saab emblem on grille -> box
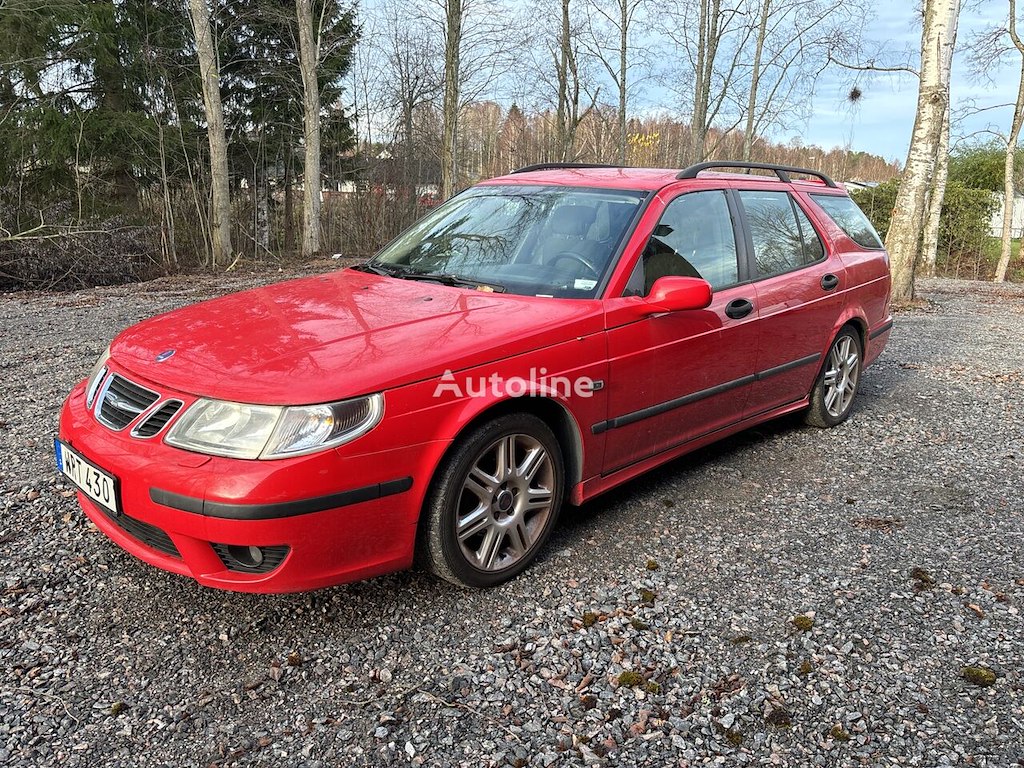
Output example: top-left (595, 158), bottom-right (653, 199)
top-left (155, 349), bottom-right (175, 362)
top-left (104, 390), bottom-right (145, 415)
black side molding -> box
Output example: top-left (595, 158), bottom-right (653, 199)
top-left (150, 477), bottom-right (413, 520)
top-left (869, 319), bottom-right (894, 340)
top-left (592, 353), bottom-right (820, 434)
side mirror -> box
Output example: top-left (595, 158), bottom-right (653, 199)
top-left (641, 276), bottom-right (713, 314)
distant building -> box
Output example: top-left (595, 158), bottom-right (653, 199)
top-left (842, 180), bottom-right (881, 192)
top-left (989, 193), bottom-right (1024, 239)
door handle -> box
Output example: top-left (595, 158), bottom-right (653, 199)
top-left (725, 298), bottom-right (754, 319)
top-left (821, 273), bottom-right (839, 291)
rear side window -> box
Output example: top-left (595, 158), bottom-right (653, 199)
top-left (810, 194), bottom-right (884, 249)
top-left (737, 191), bottom-right (824, 276)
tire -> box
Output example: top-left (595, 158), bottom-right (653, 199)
top-left (419, 413), bottom-right (565, 588)
top-left (805, 326), bottom-right (863, 428)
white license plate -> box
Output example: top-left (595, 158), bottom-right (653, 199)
top-left (55, 440), bottom-right (120, 515)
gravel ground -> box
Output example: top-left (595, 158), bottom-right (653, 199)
top-left (1, 273), bottom-right (1022, 767)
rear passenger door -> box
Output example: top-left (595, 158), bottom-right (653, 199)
top-left (735, 189), bottom-right (847, 416)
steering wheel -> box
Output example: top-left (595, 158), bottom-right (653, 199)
top-left (550, 251), bottom-right (599, 278)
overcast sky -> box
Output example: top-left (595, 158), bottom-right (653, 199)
top-left (781, 1), bottom-right (1019, 163)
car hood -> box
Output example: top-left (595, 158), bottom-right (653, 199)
top-left (112, 270), bottom-right (602, 404)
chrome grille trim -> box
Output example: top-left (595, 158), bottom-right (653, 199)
top-left (86, 367), bottom-right (109, 409)
top-left (131, 400), bottom-right (183, 439)
top-left (95, 374), bottom-right (160, 431)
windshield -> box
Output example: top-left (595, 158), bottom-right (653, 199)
top-left (368, 185), bottom-right (647, 298)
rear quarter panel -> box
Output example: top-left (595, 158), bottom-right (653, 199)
top-left (798, 192), bottom-right (892, 366)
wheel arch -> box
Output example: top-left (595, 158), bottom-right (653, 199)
top-left (842, 315), bottom-right (867, 352)
top-left (413, 396), bottom-right (585, 578)
top-left (813, 317), bottom-right (866, 387)
top-left (831, 312), bottom-right (867, 353)
top-left (423, 396), bottom-right (584, 511)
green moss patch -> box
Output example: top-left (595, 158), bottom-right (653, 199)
top-left (962, 666), bottom-right (996, 687)
top-left (791, 614), bottom-right (814, 632)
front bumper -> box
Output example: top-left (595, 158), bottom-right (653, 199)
top-left (58, 378), bottom-right (436, 593)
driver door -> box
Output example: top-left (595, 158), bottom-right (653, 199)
top-left (601, 189), bottom-right (761, 473)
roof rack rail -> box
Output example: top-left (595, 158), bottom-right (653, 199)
top-left (676, 161), bottom-right (838, 188)
top-left (510, 162), bottom-right (626, 174)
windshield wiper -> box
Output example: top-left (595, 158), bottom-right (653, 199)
top-left (389, 267), bottom-right (507, 293)
top-left (351, 262), bottom-right (401, 277)
top-left (353, 262), bottom-right (505, 292)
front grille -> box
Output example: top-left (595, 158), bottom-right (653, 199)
top-left (132, 400), bottom-right (182, 438)
top-left (90, 500), bottom-right (181, 559)
top-left (96, 374), bottom-right (159, 431)
top-left (211, 543), bottom-right (290, 574)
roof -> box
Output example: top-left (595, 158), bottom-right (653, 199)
top-left (485, 166), bottom-right (681, 191)
top-left (484, 164), bottom-right (838, 193)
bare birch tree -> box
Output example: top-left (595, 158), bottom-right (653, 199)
top-left (352, 0), bottom-right (443, 218)
top-left (187, 0), bottom-right (232, 267)
top-left (441, 0), bottom-right (463, 198)
top-left (655, 0), bottom-right (752, 165)
top-left (996, 0), bottom-right (1024, 282)
top-left (583, 0), bottom-right (646, 164)
top-left (921, 102), bottom-right (950, 277)
top-left (688, 0), bottom-right (741, 164)
top-left (740, 0), bottom-right (864, 162)
top-left (418, 0), bottom-right (523, 196)
top-left (296, 0), bottom-right (322, 258)
top-left (885, 0), bottom-right (960, 302)
top-left (743, 0), bottom-right (772, 161)
top-left (554, 0), bottom-right (588, 160)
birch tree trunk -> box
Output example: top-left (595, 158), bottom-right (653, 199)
top-left (884, 0), bottom-right (960, 302)
top-left (187, 0), bottom-right (232, 267)
top-left (742, 0), bottom-right (770, 162)
top-left (996, 0), bottom-right (1024, 283)
top-left (296, 0), bottom-right (322, 258)
top-left (616, 0), bottom-right (627, 164)
top-left (556, 0), bottom-right (572, 159)
top-left (686, 0), bottom-right (724, 165)
top-left (687, 0), bottom-right (712, 165)
top-left (441, 0), bottom-right (463, 199)
top-left (921, 101), bottom-right (949, 277)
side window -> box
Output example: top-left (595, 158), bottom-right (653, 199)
top-left (738, 191), bottom-right (825, 276)
top-left (810, 194), bottom-right (884, 249)
top-left (623, 190), bottom-right (739, 296)
top-left (794, 203), bottom-right (825, 262)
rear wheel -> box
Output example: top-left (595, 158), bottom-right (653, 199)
top-left (805, 327), bottom-right (862, 428)
top-left (420, 413), bottom-right (564, 588)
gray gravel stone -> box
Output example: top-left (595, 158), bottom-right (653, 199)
top-left (0, 273), bottom-right (1021, 766)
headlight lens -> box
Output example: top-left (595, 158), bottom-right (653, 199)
top-left (164, 394), bottom-right (384, 460)
top-left (85, 346), bottom-right (111, 409)
top-left (165, 400), bottom-right (281, 459)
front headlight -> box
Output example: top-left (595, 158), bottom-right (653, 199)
top-left (164, 394), bottom-right (384, 460)
top-left (85, 346), bottom-right (111, 409)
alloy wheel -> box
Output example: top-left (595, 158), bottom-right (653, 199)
top-left (455, 433), bottom-right (555, 572)
top-left (822, 335), bottom-right (860, 418)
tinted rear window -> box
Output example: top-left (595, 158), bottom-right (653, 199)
top-left (810, 194), bottom-right (884, 249)
top-left (737, 190), bottom-right (824, 276)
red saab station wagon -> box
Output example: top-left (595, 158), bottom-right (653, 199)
top-left (57, 162), bottom-right (892, 592)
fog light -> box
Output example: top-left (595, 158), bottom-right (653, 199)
top-left (227, 544), bottom-right (264, 568)
top-left (211, 542), bottom-right (290, 574)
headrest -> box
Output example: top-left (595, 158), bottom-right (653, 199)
top-left (548, 205), bottom-right (596, 238)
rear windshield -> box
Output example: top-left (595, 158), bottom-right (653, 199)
top-left (809, 194), bottom-right (884, 250)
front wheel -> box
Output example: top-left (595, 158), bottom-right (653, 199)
top-left (805, 327), bottom-right (862, 428)
top-left (419, 413), bottom-right (564, 588)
